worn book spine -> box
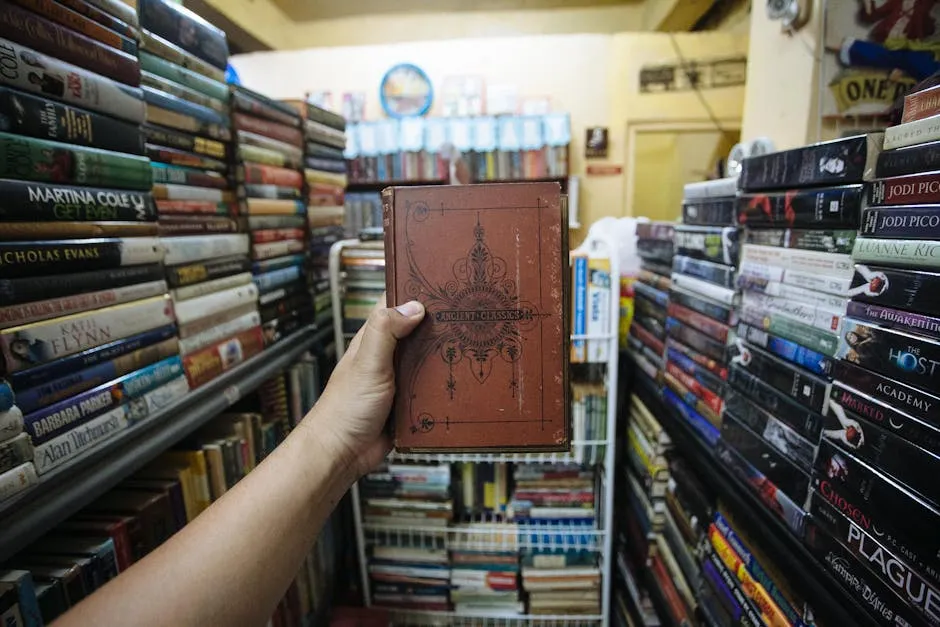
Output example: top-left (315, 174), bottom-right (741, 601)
top-left (13, 335), bottom-right (179, 414)
top-left (0, 237), bottom-right (163, 279)
top-left (138, 0), bottom-right (228, 70)
top-left (239, 163), bottom-right (303, 188)
top-left (56, 0), bottom-right (137, 40)
top-left (0, 37), bottom-right (144, 123)
top-left (165, 254), bottom-right (249, 288)
top-left (1, 295), bottom-right (175, 373)
top-left (233, 112), bottom-right (303, 147)
top-left (183, 326), bottom-right (264, 388)
top-left (145, 143), bottom-right (227, 172)
top-left (0, 461), bottom-right (37, 502)
top-left (142, 123), bottom-right (226, 159)
top-left (151, 163), bottom-right (228, 189)
top-left (0, 3), bottom-right (140, 86)
top-left (0, 221), bottom-right (158, 240)
top-left (172, 283), bottom-right (258, 326)
top-left (231, 89), bottom-right (300, 127)
top-left (0, 132), bottom-right (152, 190)
top-left (0, 87), bottom-right (143, 155)
top-left (158, 216), bottom-right (237, 235)
top-left (0, 433), bottom-right (33, 474)
top-left (141, 71), bottom-right (225, 114)
top-left (162, 233), bottom-right (249, 266)
top-left (138, 52), bottom-right (226, 101)
top-left (139, 29), bottom-right (225, 82)
top-left (152, 183), bottom-right (234, 202)
top-left (10, 0), bottom-right (137, 55)
top-left (884, 114), bottom-right (940, 150)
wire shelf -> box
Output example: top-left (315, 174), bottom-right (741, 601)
top-left (386, 609), bottom-right (603, 627)
top-left (363, 521), bottom-right (606, 553)
top-left (388, 442), bottom-right (611, 465)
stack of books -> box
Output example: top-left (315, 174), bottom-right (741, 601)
top-left (731, 136), bottom-right (879, 535)
top-left (229, 85), bottom-right (308, 348)
top-left (0, 360), bottom-right (333, 624)
top-left (662, 176), bottom-right (740, 450)
top-left (281, 98), bottom-right (347, 323)
top-left (629, 222), bottom-right (675, 385)
top-left (803, 87), bottom-right (940, 626)
top-left (509, 464), bottom-right (600, 616)
top-left (449, 524), bottom-right (521, 616)
top-left (343, 192), bottom-right (383, 238)
top-left (453, 462), bottom-right (509, 520)
top-left (0, 1), bottom-right (194, 495)
top-left (339, 242), bottom-right (385, 337)
top-left (360, 463), bottom-right (453, 612)
top-left (137, 0), bottom-right (264, 390)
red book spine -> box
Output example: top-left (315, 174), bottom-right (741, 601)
top-left (902, 84), bottom-right (940, 123)
top-left (242, 163), bottom-right (303, 188)
top-left (666, 361), bottom-right (723, 414)
top-left (0, 2), bottom-right (140, 86)
top-left (158, 217), bottom-right (238, 235)
top-left (869, 171), bottom-right (940, 206)
top-left (667, 302), bottom-right (730, 342)
top-left (233, 112), bottom-right (303, 148)
top-left (183, 326), bottom-right (264, 388)
top-left (56, 0), bottom-right (138, 40)
top-left (632, 323), bottom-right (665, 356)
top-left (252, 228), bottom-right (305, 243)
top-left (650, 554), bottom-right (692, 626)
top-left (156, 199), bottom-right (230, 215)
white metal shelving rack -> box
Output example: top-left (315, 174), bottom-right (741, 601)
top-left (329, 227), bottom-right (620, 627)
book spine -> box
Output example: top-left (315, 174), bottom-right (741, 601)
top-left (178, 310), bottom-right (260, 357)
top-left (742, 291), bottom-right (842, 335)
top-left (673, 225), bottom-right (738, 265)
top-left (145, 143), bottom-right (226, 172)
top-left (670, 273), bottom-right (737, 306)
top-left (171, 271), bottom-right (250, 302)
top-left (138, 0), bottom-right (228, 69)
top-left (0, 221), bottom-right (157, 240)
top-left (0, 433), bottom-right (32, 473)
top-left (739, 276), bottom-right (848, 311)
top-left (0, 87), bottom-right (143, 155)
top-left (741, 243), bottom-right (853, 278)
top-left (740, 306), bottom-right (839, 357)
top-left (860, 205), bottom-right (940, 239)
top-left (251, 228), bottom-right (305, 244)
top-left (849, 263), bottom-right (940, 317)
top-left (0, 405), bottom-right (24, 441)
top-left (0, 3), bottom-right (140, 86)
top-left (737, 185), bottom-right (863, 228)
top-left (846, 299), bottom-right (940, 340)
top-left (736, 322), bottom-right (833, 377)
top-left (232, 90), bottom-right (299, 127)
top-left (139, 29), bottom-right (225, 82)
top-left (240, 183), bottom-right (301, 200)
top-left (902, 85), bottom-right (940, 123)
top-left (142, 123), bottom-right (227, 159)
top-left (14, 335), bottom-right (178, 414)
top-left (745, 228), bottom-right (857, 254)
top-left (33, 375), bottom-right (189, 474)
top-left (178, 303), bottom-right (254, 340)
top-left (662, 388), bottom-right (719, 445)
top-left (830, 381), bottom-right (940, 454)
top-left (868, 171), bottom-right (940, 206)
top-left (233, 112), bottom-right (303, 147)
top-left (158, 217), bottom-right (236, 236)
top-left (151, 163), bottom-right (227, 189)
top-left (741, 136), bottom-right (879, 189)
top-left (239, 143), bottom-right (295, 169)
top-left (23, 355), bottom-right (183, 444)
top-left (141, 71), bottom-right (224, 114)
top-left (56, 0), bottom-right (137, 40)
top-left (10, 0), bottom-right (136, 55)
top-left (162, 234), bottom-right (249, 266)
top-left (0, 263), bottom-right (163, 307)
top-left (8, 323), bottom-right (176, 390)
top-left (152, 183), bottom-right (233, 202)
top-left (571, 255), bottom-right (587, 362)
top-left (0, 279), bottom-right (166, 329)
top-left (728, 364), bottom-right (823, 441)
top-left (884, 114), bottom-right (940, 150)
top-left (666, 337), bottom-right (728, 380)
top-left (0, 179), bottom-right (155, 223)
top-left (0, 37), bottom-right (144, 123)
top-left (86, 0), bottom-right (138, 27)
top-left (145, 104), bottom-right (228, 143)
top-left (681, 198), bottom-right (736, 226)
top-left (836, 317), bottom-right (940, 391)
top-left (252, 239), bottom-right (303, 261)
top-left (876, 139), bottom-right (940, 178)
top-left (165, 255), bottom-right (250, 288)
top-left (183, 326), bottom-right (264, 388)
top-left (683, 176), bottom-right (738, 199)
top-left (172, 283), bottom-right (259, 326)
top-left (156, 200), bottom-right (230, 216)
top-left (142, 85), bottom-right (229, 129)
top-left (1, 295), bottom-right (175, 373)
top-left (138, 51), bottom-right (227, 101)
top-left (241, 198), bottom-right (305, 216)
top-left (673, 255), bottom-right (735, 288)
top-left (668, 302), bottom-right (730, 342)
top-left (0, 132), bottom-right (152, 190)
top-left (665, 345), bottom-right (726, 395)
top-left (253, 265), bottom-right (301, 293)
top-left (0, 461), bottom-right (37, 501)
top-left (0, 237), bottom-right (163, 279)
top-left (240, 163), bottom-right (303, 188)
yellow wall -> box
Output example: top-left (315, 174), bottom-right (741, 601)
top-left (230, 31), bottom-right (748, 234)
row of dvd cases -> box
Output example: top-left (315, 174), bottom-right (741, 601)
top-left (624, 82), bottom-right (940, 627)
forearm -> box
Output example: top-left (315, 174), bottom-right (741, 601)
top-left (54, 409), bottom-right (356, 627)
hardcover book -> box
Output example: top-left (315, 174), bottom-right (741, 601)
top-left (383, 183), bottom-right (568, 452)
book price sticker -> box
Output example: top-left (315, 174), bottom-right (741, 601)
top-left (223, 385), bottom-right (241, 406)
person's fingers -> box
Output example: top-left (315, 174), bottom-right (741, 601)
top-left (338, 295), bottom-right (388, 369)
top-left (352, 300), bottom-right (425, 377)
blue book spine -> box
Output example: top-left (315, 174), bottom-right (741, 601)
top-left (0, 380), bottom-right (12, 412)
top-left (141, 85), bottom-right (230, 127)
top-left (663, 388), bottom-right (719, 446)
top-left (572, 256), bottom-right (587, 361)
top-left (24, 356), bottom-right (183, 445)
top-left (0, 570), bottom-right (43, 627)
top-left (9, 325), bottom-right (177, 392)
top-left (701, 555), bottom-right (743, 621)
top-left (254, 265), bottom-right (302, 293)
top-left (633, 280), bottom-right (668, 308)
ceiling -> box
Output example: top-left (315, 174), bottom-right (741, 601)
top-left (272, 0), bottom-right (638, 22)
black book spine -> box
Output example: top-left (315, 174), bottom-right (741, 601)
top-left (165, 255), bottom-right (251, 288)
top-left (728, 364), bottom-right (823, 442)
top-left (0, 87), bottom-right (143, 155)
top-left (0, 262), bottom-right (164, 304)
top-left (876, 139), bottom-right (940, 178)
top-left (738, 343), bottom-right (830, 414)
top-left (737, 185), bottom-right (863, 228)
top-left (138, 0), bottom-right (228, 69)
top-left (0, 179), bottom-right (156, 223)
top-left (141, 123), bottom-right (227, 159)
top-left (740, 135), bottom-right (876, 190)
top-left (0, 238), bottom-right (160, 279)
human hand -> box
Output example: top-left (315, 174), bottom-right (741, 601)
top-left (304, 296), bottom-right (425, 478)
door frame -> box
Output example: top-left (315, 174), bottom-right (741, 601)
top-left (623, 119), bottom-right (742, 218)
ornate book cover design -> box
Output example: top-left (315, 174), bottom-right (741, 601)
top-left (383, 183), bottom-right (569, 452)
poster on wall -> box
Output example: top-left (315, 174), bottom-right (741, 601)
top-left (821, 0), bottom-right (940, 120)
top-left (440, 76), bottom-right (484, 117)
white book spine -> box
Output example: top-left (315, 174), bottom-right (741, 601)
top-left (179, 311), bottom-right (260, 356)
top-left (0, 461), bottom-right (38, 502)
top-left (171, 272), bottom-right (252, 302)
top-left (252, 239), bottom-right (304, 261)
top-left (782, 268), bottom-right (852, 296)
top-left (682, 176), bottom-right (739, 199)
top-left (884, 113), bottom-right (940, 150)
top-left (0, 295), bottom-right (175, 373)
top-left (163, 234), bottom-right (249, 266)
top-left (173, 283), bottom-right (259, 326)
top-left (585, 258), bottom-right (611, 363)
top-left (0, 37), bottom-right (145, 123)
top-left (670, 273), bottom-right (737, 306)
top-left (741, 244), bottom-right (854, 279)
top-left (0, 280), bottom-right (168, 330)
top-left (0, 405), bottom-right (24, 444)
top-left (157, 184), bottom-right (227, 202)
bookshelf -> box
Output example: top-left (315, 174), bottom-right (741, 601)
top-left (626, 361), bottom-right (881, 627)
top-left (330, 226), bottom-right (621, 625)
top-left (0, 324), bottom-right (332, 563)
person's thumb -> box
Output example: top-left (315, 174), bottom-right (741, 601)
top-left (353, 300), bottom-right (425, 376)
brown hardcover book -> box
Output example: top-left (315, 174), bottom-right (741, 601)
top-left (383, 182), bottom-right (569, 452)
